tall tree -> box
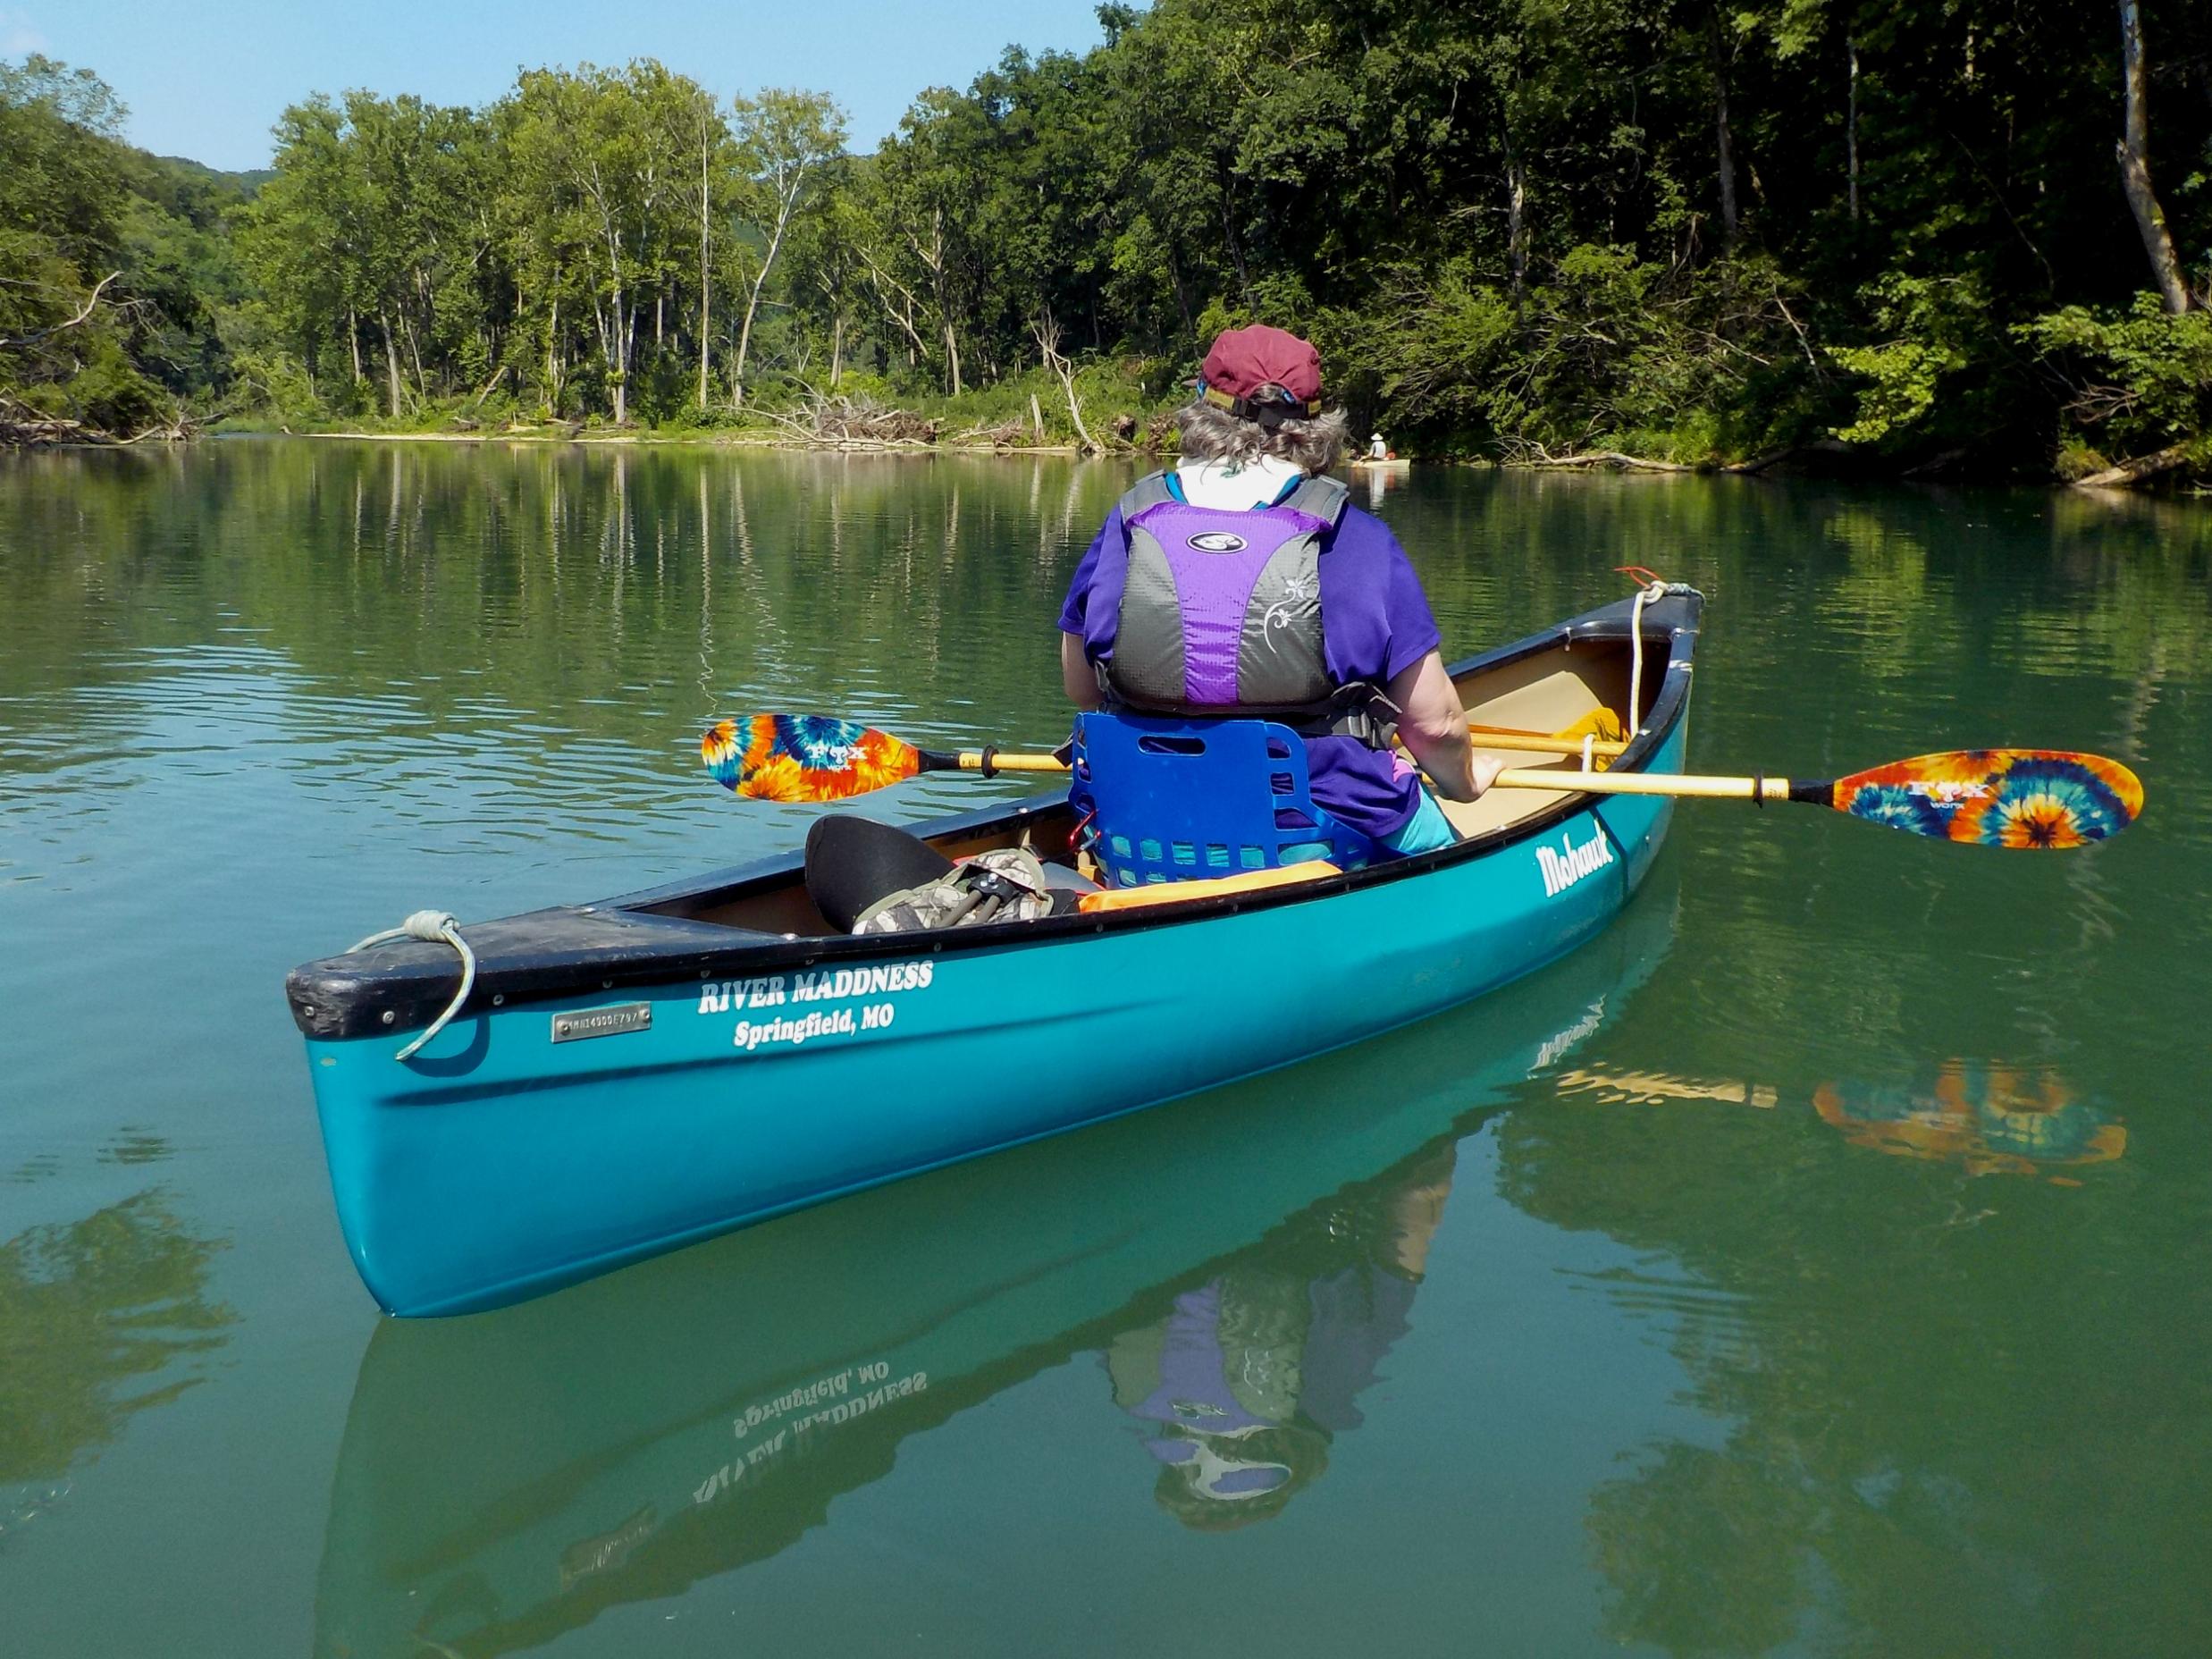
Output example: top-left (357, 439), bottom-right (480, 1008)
top-left (498, 63), bottom-right (703, 424)
top-left (726, 88), bottom-right (846, 408)
top-left (686, 86), bottom-right (732, 410)
top-left (2115, 1), bottom-right (2196, 314)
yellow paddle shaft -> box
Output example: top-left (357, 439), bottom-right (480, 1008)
top-left (946, 745), bottom-right (1785, 802)
top-left (1491, 767), bottom-right (1795, 801)
top-left (947, 722), bottom-right (1627, 775)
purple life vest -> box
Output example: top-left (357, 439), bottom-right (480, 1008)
top-left (1102, 472), bottom-right (1357, 720)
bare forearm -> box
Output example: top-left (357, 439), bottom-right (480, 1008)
top-left (1061, 631), bottom-right (1101, 709)
top-left (1390, 652), bottom-right (1485, 800)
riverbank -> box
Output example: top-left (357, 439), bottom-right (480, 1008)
top-left (156, 425), bottom-right (2202, 493)
top-left (12, 404), bottom-right (2205, 494)
top-left (271, 427), bottom-right (1092, 455)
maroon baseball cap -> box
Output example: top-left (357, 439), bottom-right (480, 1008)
top-left (1199, 324), bottom-right (1324, 416)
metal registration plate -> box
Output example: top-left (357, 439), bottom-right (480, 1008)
top-left (551, 1002), bottom-right (652, 1043)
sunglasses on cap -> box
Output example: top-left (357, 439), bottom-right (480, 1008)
top-left (1197, 378), bottom-right (1325, 419)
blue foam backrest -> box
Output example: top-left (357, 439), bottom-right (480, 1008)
top-left (1069, 712), bottom-right (1375, 886)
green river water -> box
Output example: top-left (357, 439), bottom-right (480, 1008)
top-left (2, 440), bottom-right (2208, 1657)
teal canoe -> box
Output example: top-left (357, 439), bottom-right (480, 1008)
top-left (283, 589), bottom-right (1702, 1316)
top-left (313, 870), bottom-right (1683, 1657)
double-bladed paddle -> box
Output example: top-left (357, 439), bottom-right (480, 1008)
top-left (702, 714), bottom-right (2143, 848)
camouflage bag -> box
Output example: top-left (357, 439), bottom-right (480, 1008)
top-left (852, 847), bottom-right (1065, 933)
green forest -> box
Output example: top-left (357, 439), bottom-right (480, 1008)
top-left (4, 0), bottom-right (2209, 482)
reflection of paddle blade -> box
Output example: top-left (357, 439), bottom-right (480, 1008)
top-left (702, 715), bottom-right (922, 803)
top-left (1829, 751), bottom-right (2143, 847)
top-left (1812, 1061), bottom-right (2124, 1180)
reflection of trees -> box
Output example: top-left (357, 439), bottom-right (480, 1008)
top-left (1497, 1081), bottom-right (2212, 1655)
top-left (1423, 484), bottom-right (2211, 1655)
top-left (0, 444), bottom-right (1131, 767)
top-left (0, 1190), bottom-right (233, 1490)
top-left (7, 452), bottom-right (2208, 792)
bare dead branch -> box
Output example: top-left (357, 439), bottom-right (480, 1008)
top-left (0, 271), bottom-right (122, 349)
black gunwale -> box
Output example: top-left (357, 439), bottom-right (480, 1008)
top-left (287, 591), bottom-right (1701, 1040)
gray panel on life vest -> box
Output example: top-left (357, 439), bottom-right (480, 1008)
top-left (1237, 535), bottom-right (1331, 707)
top-left (1115, 472), bottom-right (1178, 518)
top-left (1109, 523), bottom-right (1188, 706)
top-left (1279, 475), bottom-right (1350, 525)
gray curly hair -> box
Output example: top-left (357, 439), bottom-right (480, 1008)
top-left (1174, 398), bottom-right (1350, 474)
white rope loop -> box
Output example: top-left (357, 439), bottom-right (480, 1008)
top-left (1626, 578), bottom-right (1664, 741)
top-left (1622, 577), bottom-right (1705, 742)
top-left (347, 910), bottom-right (479, 1062)
top-left (1622, 577), bottom-right (1704, 743)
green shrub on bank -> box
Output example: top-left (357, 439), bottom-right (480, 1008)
top-left (1314, 248), bottom-right (1829, 467)
top-left (2017, 298), bottom-right (2212, 461)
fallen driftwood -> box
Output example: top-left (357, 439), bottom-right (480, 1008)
top-left (1506, 442), bottom-right (1696, 474)
top-left (0, 406), bottom-right (95, 447)
top-left (952, 416), bottom-right (1027, 449)
top-left (2073, 443), bottom-right (2194, 490)
top-left (765, 392), bottom-right (939, 447)
top-left (0, 392), bottom-right (194, 448)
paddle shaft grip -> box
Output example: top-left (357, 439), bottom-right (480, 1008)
top-left (1490, 768), bottom-right (1801, 802)
top-left (953, 750), bottom-right (1069, 774)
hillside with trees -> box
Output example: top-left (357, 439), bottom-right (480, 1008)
top-left (3, 0), bottom-right (2208, 482)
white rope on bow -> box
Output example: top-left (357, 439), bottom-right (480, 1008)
top-left (347, 910), bottom-right (477, 1062)
top-left (1624, 577), bottom-right (1702, 742)
top-left (1626, 578), bottom-right (1665, 742)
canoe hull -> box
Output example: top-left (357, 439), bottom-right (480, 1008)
top-left (314, 873), bottom-right (1684, 1659)
top-left (305, 721), bottom-right (1683, 1316)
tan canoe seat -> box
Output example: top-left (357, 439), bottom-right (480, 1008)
top-left (1442, 653), bottom-right (1636, 838)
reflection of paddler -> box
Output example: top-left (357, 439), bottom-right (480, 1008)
top-left (1105, 1142), bottom-right (1455, 1529)
top-left (1813, 1060), bottom-right (2124, 1179)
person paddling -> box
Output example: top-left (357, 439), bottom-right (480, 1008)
top-left (1057, 324), bottom-right (1499, 871)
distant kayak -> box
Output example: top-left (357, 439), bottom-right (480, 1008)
top-left (283, 590), bottom-right (1702, 1316)
top-left (1350, 456), bottom-right (1411, 473)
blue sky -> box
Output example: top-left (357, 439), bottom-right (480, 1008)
top-left (2, 1), bottom-right (1110, 171)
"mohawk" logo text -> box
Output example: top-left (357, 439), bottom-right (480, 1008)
top-left (1536, 823), bottom-right (1617, 897)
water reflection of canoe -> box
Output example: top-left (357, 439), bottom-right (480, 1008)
top-left (284, 591), bottom-right (1700, 1316)
top-left (312, 872), bottom-right (1680, 1659)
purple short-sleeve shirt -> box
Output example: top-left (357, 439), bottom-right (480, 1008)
top-left (1059, 498), bottom-right (1442, 838)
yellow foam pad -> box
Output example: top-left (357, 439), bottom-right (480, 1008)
top-left (1076, 861), bottom-right (1342, 914)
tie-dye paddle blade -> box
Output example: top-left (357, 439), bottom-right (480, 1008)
top-left (1822, 749), bottom-right (2143, 847)
top-left (702, 716), bottom-right (924, 803)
